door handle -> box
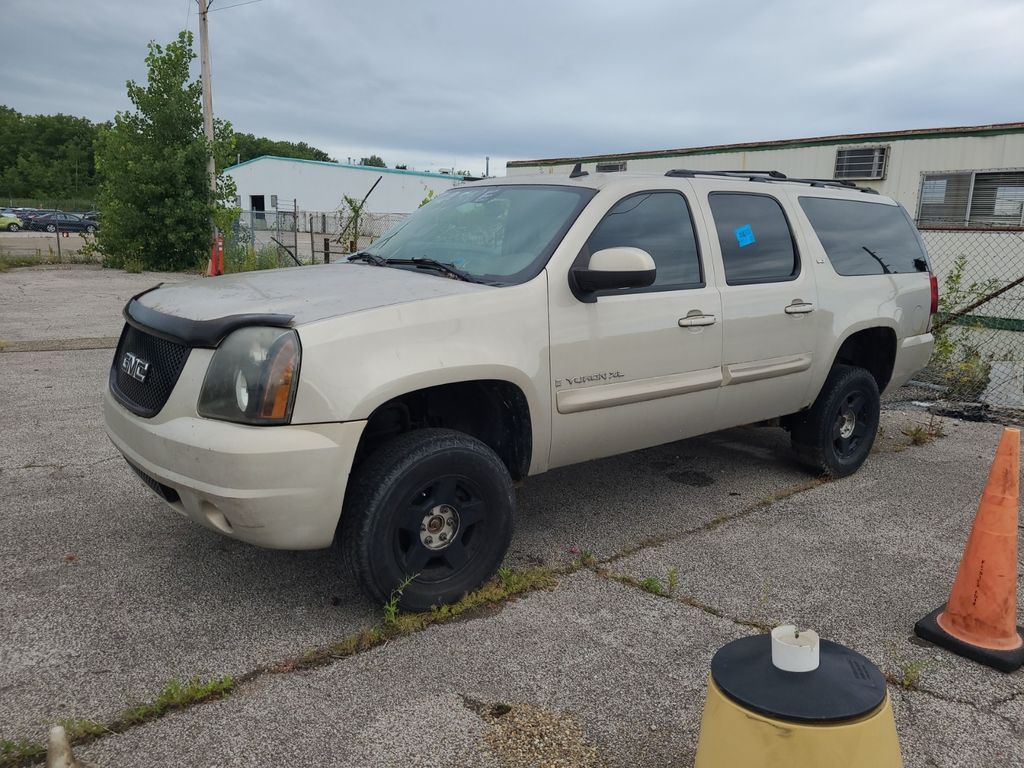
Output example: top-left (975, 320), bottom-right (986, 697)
top-left (678, 313), bottom-right (717, 327)
top-left (784, 301), bottom-right (815, 315)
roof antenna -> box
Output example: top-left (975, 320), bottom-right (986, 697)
top-left (569, 162), bottom-right (588, 179)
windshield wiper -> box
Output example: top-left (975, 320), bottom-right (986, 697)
top-left (347, 251), bottom-right (386, 266)
top-left (384, 257), bottom-right (476, 283)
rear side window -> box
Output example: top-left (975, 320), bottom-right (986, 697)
top-left (586, 191), bottom-right (703, 291)
top-left (799, 197), bottom-right (928, 275)
top-left (709, 193), bottom-right (798, 285)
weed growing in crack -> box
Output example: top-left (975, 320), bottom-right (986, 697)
top-left (382, 573), bottom-right (417, 626)
top-left (666, 568), bottom-right (679, 595)
top-left (901, 415), bottom-right (945, 446)
top-left (0, 738), bottom-right (46, 766)
top-left (639, 576), bottom-right (664, 596)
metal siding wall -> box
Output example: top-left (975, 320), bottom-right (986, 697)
top-left (226, 160), bottom-right (464, 214)
top-left (508, 133), bottom-right (1024, 214)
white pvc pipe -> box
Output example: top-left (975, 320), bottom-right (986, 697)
top-left (771, 625), bottom-right (820, 672)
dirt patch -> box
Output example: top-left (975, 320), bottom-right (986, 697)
top-left (465, 699), bottom-right (606, 768)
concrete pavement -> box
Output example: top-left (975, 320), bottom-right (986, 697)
top-left (1, 265), bottom-right (1021, 767)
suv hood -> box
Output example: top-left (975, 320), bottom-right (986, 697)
top-left (137, 263), bottom-right (491, 327)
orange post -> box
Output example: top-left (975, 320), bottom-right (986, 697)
top-left (915, 427), bottom-right (1024, 671)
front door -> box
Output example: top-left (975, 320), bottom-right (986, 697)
top-left (548, 188), bottom-right (723, 469)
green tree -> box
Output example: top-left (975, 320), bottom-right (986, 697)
top-left (95, 31), bottom-right (226, 271)
top-left (0, 106), bottom-right (100, 201)
top-left (231, 132), bottom-right (332, 164)
top-left (359, 154), bottom-right (386, 168)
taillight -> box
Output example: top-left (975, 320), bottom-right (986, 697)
top-left (929, 273), bottom-right (939, 316)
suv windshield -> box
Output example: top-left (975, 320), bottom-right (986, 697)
top-left (358, 184), bottom-right (595, 285)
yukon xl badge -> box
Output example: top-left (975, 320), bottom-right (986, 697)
top-left (121, 352), bottom-right (150, 383)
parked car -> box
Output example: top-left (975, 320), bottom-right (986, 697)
top-left (25, 212), bottom-right (98, 233)
top-left (104, 169), bottom-right (936, 610)
top-left (0, 214), bottom-right (21, 231)
top-left (17, 208), bottom-right (58, 221)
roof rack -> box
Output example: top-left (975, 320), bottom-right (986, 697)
top-left (664, 169), bottom-right (878, 194)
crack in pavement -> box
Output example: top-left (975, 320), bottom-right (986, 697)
top-left (0, 337), bottom-right (119, 353)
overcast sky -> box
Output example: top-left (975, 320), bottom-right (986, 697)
top-left (4, 0), bottom-right (1023, 176)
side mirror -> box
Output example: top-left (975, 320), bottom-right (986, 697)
top-left (571, 247), bottom-right (656, 301)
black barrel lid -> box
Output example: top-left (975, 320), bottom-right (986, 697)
top-left (710, 635), bottom-right (887, 723)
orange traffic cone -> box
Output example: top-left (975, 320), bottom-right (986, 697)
top-left (915, 427), bottom-right (1024, 672)
top-left (206, 236), bottom-right (223, 277)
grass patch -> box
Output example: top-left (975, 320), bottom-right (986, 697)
top-left (0, 252), bottom-right (101, 273)
top-left (289, 566), bottom-right (559, 673)
top-left (638, 576), bottom-right (664, 595)
top-left (0, 677), bottom-right (233, 768)
top-left (901, 415), bottom-right (945, 447)
top-left (117, 677), bottom-right (234, 728)
top-left (0, 740), bottom-right (45, 767)
top-left (55, 718), bottom-right (107, 741)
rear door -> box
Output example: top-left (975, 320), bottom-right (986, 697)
top-left (700, 188), bottom-right (820, 426)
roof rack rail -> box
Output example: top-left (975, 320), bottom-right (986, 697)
top-left (664, 169), bottom-right (787, 179)
top-left (663, 169), bottom-right (878, 194)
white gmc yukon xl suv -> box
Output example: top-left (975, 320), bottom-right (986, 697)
top-left (105, 168), bottom-right (936, 609)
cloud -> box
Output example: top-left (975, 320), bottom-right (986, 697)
top-left (3, 0), bottom-right (1022, 176)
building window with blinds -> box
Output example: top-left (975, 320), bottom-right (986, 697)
top-left (834, 146), bottom-right (888, 179)
top-left (917, 170), bottom-right (1024, 228)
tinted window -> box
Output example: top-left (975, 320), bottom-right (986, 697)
top-left (799, 197), bottom-right (927, 275)
top-left (709, 193), bottom-right (798, 284)
top-left (586, 191), bottom-right (702, 290)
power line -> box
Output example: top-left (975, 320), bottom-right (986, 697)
top-left (209, 0), bottom-right (263, 11)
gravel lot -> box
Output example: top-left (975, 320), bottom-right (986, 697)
top-left (1, 265), bottom-right (1021, 767)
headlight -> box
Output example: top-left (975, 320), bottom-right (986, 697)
top-left (198, 327), bottom-right (300, 425)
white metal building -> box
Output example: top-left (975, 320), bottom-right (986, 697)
top-left (225, 156), bottom-right (467, 215)
top-left (507, 123), bottom-right (1024, 229)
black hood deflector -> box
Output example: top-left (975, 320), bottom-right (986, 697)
top-left (123, 284), bottom-right (294, 348)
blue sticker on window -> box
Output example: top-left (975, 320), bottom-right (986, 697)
top-left (735, 224), bottom-right (755, 248)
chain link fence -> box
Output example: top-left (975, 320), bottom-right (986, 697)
top-left (224, 205), bottom-right (409, 270)
top-left (914, 224), bottom-right (1024, 415)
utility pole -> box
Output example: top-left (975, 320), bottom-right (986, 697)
top-left (198, 0), bottom-right (217, 236)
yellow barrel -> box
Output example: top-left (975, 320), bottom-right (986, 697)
top-left (694, 631), bottom-right (902, 768)
top-left (696, 678), bottom-right (902, 768)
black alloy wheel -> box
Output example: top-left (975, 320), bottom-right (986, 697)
top-left (340, 428), bottom-right (515, 611)
top-left (791, 364), bottom-right (880, 478)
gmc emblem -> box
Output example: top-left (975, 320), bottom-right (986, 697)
top-left (121, 352), bottom-right (150, 383)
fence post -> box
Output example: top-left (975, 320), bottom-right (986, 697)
top-left (324, 238), bottom-right (330, 264)
top-left (309, 215), bottom-right (314, 264)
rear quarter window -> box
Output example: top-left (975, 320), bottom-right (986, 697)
top-left (799, 197), bottom-right (928, 276)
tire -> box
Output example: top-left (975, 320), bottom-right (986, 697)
top-left (86, 225), bottom-right (96, 234)
top-left (790, 364), bottom-right (880, 478)
top-left (339, 428), bottom-right (515, 611)
top-left (6, 223), bottom-right (18, 232)
top-left (45, 224), bottom-right (56, 232)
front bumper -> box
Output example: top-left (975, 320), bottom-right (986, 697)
top-left (104, 388), bottom-right (366, 549)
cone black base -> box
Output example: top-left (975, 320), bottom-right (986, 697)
top-left (914, 605), bottom-right (1024, 673)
